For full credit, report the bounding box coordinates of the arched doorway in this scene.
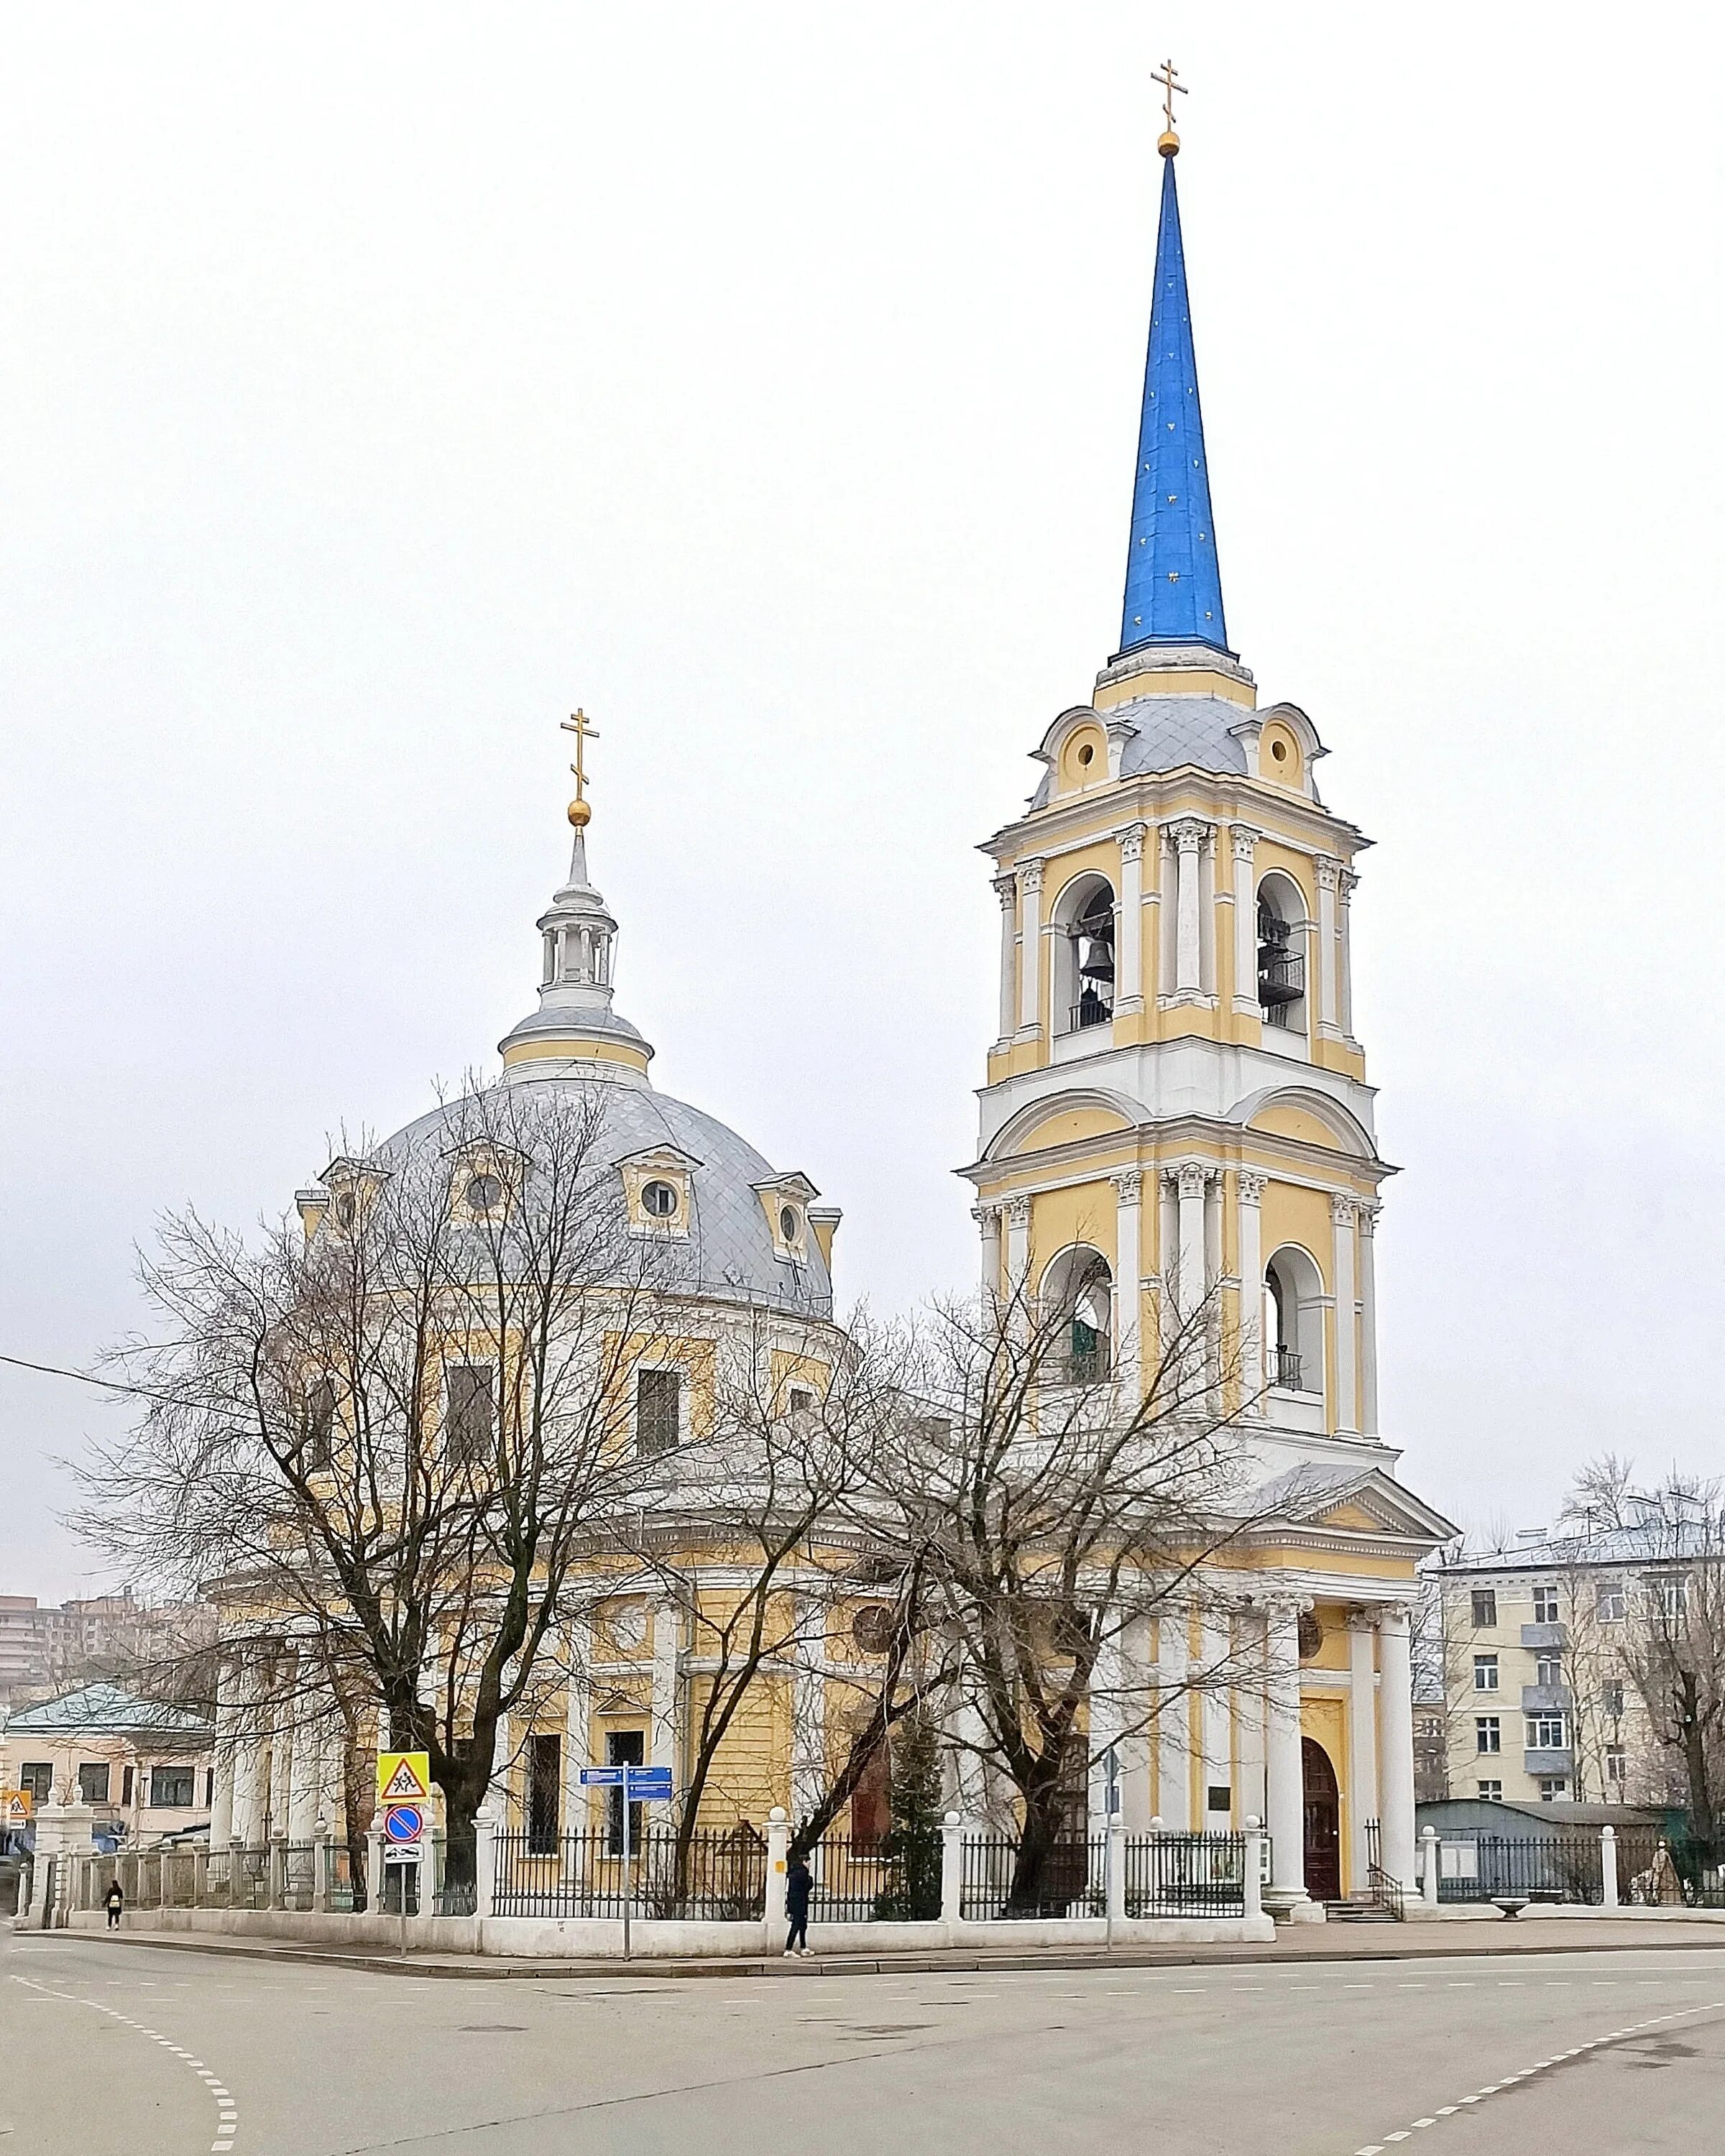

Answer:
[1302,1737,1340,1902]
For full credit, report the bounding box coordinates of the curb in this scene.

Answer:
[22,1925,1725,1984]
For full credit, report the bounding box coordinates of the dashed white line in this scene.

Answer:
[9,1973,239,2153]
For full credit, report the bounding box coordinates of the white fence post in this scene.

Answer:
[474,1804,498,1921]
[1243,1817,1265,1923]
[1421,1825,1440,1909]
[367,1828,385,1917]
[1106,1815,1126,1925]
[310,1820,331,1914]
[939,1811,963,1927]
[1601,1823,1619,1912]
[765,1807,790,1951]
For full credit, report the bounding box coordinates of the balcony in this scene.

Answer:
[1520,1622,1568,1651]
[1266,1343,1305,1391]
[1067,994,1113,1033]
[1523,1747,1575,1778]
[1257,952,1305,1030]
[1521,1683,1572,1715]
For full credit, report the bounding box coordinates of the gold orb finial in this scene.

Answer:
[1151,57,1187,159]
[560,706,600,831]
[1158,129,1179,157]
[567,797,592,829]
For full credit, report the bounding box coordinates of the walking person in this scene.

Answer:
[783,1852,813,1958]
[104,1879,124,1930]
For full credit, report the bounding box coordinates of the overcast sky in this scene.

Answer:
[4,6,1722,1598]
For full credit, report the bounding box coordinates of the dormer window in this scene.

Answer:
[642,1179,680,1220]
[334,1191,356,1230]
[464,1171,505,1217]
[779,1204,801,1243]
[620,1146,701,1238]
[753,1171,819,1261]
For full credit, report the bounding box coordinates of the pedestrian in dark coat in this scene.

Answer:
[784,1854,813,1956]
[104,1880,124,1930]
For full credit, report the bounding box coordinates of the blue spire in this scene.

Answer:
[1118,149,1228,655]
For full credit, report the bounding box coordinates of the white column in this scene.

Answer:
[1112,1171,1143,1398]
[1117,1613,1153,1831]
[1338,867,1358,1038]
[993,874,1018,1041]
[1358,1202,1380,1439]
[208,1657,236,1850]
[1236,1171,1267,1417]
[564,1612,592,1828]
[1230,824,1261,1015]
[1330,1194,1359,1437]
[1376,1603,1416,1887]
[1315,856,1341,1038]
[1198,1609,1233,1823]
[1169,820,1208,996]
[1346,1612,1379,1893]
[1171,1163,1208,1315]
[1016,860,1044,1033]
[1003,1197,1031,1297]
[1236,1609,1267,1827]
[1154,1606,1191,1830]
[287,1706,322,1843]
[973,1204,1003,1302]
[789,1596,826,1824]
[1088,1622,1125,1834]
[650,1602,681,1775]
[1263,1597,1308,1902]
[1115,824,1146,1011]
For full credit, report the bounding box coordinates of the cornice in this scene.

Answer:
[980,765,1372,872]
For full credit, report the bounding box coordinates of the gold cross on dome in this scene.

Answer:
[561,706,600,805]
[1152,57,1187,133]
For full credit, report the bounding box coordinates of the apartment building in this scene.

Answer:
[1427,1522,1706,1809]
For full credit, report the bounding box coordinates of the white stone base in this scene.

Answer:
[64,1906,1276,1957]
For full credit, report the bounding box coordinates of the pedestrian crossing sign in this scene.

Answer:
[376,1751,431,1804]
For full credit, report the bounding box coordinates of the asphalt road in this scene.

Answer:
[5,1932,1724,2155]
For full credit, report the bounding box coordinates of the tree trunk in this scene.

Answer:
[1006,1766,1070,1916]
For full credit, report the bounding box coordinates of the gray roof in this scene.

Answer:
[1433,1521,1715,1573]
[4,1683,213,1740]
[383,1077,834,1322]
[1033,694,1254,808]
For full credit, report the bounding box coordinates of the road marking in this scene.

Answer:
[1343,1999,1725,2153]
[9,1973,241,2154]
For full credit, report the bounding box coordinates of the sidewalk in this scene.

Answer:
[26,1917,1725,1983]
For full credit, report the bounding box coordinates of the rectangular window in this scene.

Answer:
[1526,1715,1567,1751]
[149,1767,195,1809]
[1476,1716,1501,1754]
[1651,1576,1687,1620]
[19,1764,52,1804]
[1597,1583,1625,1623]
[1471,1589,1497,1629]
[78,1761,111,1806]
[122,1765,135,1807]
[1606,1744,1627,1784]
[1532,1586,1560,1624]
[305,1378,336,1470]
[204,1768,216,1807]
[604,1728,645,1853]
[1601,1680,1625,1719]
[446,1363,495,1464]
[1476,1779,1503,1802]
[1535,1654,1563,1689]
[525,1733,561,1856]
[1473,1654,1499,1692]
[636,1368,681,1457]
[1536,1776,1568,1802]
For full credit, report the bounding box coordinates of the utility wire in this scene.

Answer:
[0,1350,175,1405]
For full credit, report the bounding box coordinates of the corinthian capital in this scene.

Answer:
[1236,1169,1268,1204]
[1163,1160,1212,1202]
[1111,1169,1144,1206]
[1314,853,1341,893]
[1005,1196,1033,1230]
[1117,822,1149,865]
[1230,823,1262,865]
[992,873,1017,907]
[1165,816,1210,855]
[1020,859,1045,897]
[1330,1192,1358,1227]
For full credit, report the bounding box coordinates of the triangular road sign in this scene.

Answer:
[378,1752,431,1802]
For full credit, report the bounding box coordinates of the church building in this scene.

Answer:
[960,111,1453,1907]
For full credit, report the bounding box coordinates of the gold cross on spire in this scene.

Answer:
[561,706,599,830]
[1153,57,1187,156]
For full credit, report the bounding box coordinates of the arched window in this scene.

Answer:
[1256,873,1307,1033]
[1041,1245,1113,1384]
[1264,1245,1323,1396]
[1052,875,1116,1033]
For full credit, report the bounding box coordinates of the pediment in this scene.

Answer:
[1253,1463,1458,1545]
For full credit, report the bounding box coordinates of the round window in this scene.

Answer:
[334,1192,356,1229]
[642,1179,679,1219]
[851,1604,893,1655]
[1076,742,1094,766]
[779,1204,800,1243]
[1270,737,1289,763]
[464,1172,505,1216]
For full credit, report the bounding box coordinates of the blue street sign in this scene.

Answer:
[577,1764,672,1797]
[383,1802,424,1844]
[577,1766,624,1788]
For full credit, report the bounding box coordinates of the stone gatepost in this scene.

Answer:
[939,1811,964,1927]
[765,1808,790,1951]
[1601,1824,1619,1912]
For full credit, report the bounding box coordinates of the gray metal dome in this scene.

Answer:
[381,1074,834,1322]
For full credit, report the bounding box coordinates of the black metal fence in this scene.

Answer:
[1435,1834,1604,1905]
[1618,1831,1725,1909]
[960,1832,1102,1919]
[1123,1830,1248,1918]
[491,1827,766,1920]
[806,1832,942,1922]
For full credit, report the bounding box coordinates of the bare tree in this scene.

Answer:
[73,1080,680,1897]
[839,1276,1264,1912]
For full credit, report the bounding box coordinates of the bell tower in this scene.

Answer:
[964,110,1387,1459]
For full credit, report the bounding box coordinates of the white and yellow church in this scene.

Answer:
[209,109,1454,1915]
